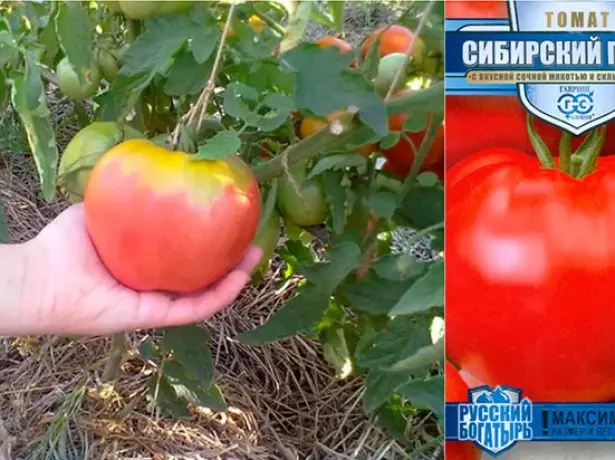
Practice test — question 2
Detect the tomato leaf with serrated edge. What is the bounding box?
[355,317,432,370]
[388,339,444,374]
[10,60,58,202]
[163,360,226,412]
[389,260,443,316]
[164,50,212,96]
[193,130,241,161]
[342,274,418,316]
[308,154,366,180]
[54,2,93,85]
[281,44,388,136]
[162,325,214,387]
[366,192,397,219]
[236,242,361,345]
[398,375,444,421]
[147,376,192,419]
[322,170,348,235]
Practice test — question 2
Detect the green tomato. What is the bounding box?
[277,162,328,227]
[58,122,142,203]
[119,0,193,19]
[375,52,409,96]
[56,57,101,101]
[97,48,120,82]
[251,208,281,279]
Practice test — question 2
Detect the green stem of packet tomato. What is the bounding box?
[558,132,572,175]
[527,114,556,170]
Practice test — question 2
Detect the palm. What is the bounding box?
[30,205,261,335]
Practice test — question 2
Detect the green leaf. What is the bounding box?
[364,370,410,412]
[162,325,214,387]
[342,275,418,316]
[190,21,219,64]
[379,131,401,150]
[396,184,443,229]
[355,317,432,370]
[300,242,361,293]
[54,2,93,85]
[417,171,439,187]
[163,361,226,412]
[329,0,345,33]
[376,399,412,440]
[0,197,8,244]
[147,376,192,419]
[371,254,426,282]
[235,287,331,345]
[366,192,397,219]
[389,260,444,316]
[322,170,348,235]
[308,5,336,29]
[398,375,444,421]
[402,112,428,133]
[193,130,241,161]
[388,339,444,374]
[0,73,6,108]
[223,83,293,131]
[139,341,160,363]
[280,0,313,53]
[10,61,58,202]
[281,44,388,136]
[237,242,361,345]
[308,154,366,180]
[322,328,352,378]
[95,73,151,121]
[164,50,212,96]
[39,14,59,67]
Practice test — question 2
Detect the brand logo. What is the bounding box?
[458,385,533,457]
[557,91,594,118]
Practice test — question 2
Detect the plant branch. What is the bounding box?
[385,0,436,100]
[102,332,126,383]
[172,2,236,148]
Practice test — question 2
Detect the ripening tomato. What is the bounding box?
[314,36,353,54]
[445,362,482,460]
[447,148,615,402]
[299,111,373,156]
[445,0,508,18]
[382,106,444,172]
[445,95,615,170]
[361,25,419,58]
[84,139,260,293]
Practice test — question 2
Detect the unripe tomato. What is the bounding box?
[119,1,192,20]
[314,36,353,54]
[374,52,408,95]
[361,25,418,58]
[84,139,261,293]
[298,111,373,157]
[58,122,142,203]
[97,48,120,82]
[56,57,101,101]
[252,208,280,277]
[277,161,328,227]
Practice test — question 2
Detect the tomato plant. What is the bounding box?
[446,129,615,402]
[0,0,445,455]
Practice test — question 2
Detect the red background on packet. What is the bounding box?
[445,0,615,170]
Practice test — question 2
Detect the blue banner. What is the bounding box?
[446,402,615,441]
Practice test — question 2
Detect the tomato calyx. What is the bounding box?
[527,113,607,178]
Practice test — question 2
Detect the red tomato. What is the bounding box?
[84,139,261,293]
[314,36,353,54]
[445,0,508,18]
[445,362,482,460]
[445,95,615,170]
[447,149,615,402]
[361,25,417,58]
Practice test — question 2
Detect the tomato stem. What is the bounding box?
[526,114,555,170]
[576,127,606,178]
[558,131,571,174]
[570,154,583,178]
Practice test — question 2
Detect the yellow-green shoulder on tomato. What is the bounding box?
[56,57,101,101]
[58,122,142,203]
[276,161,328,227]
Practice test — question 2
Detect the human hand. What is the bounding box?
[12,204,262,336]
